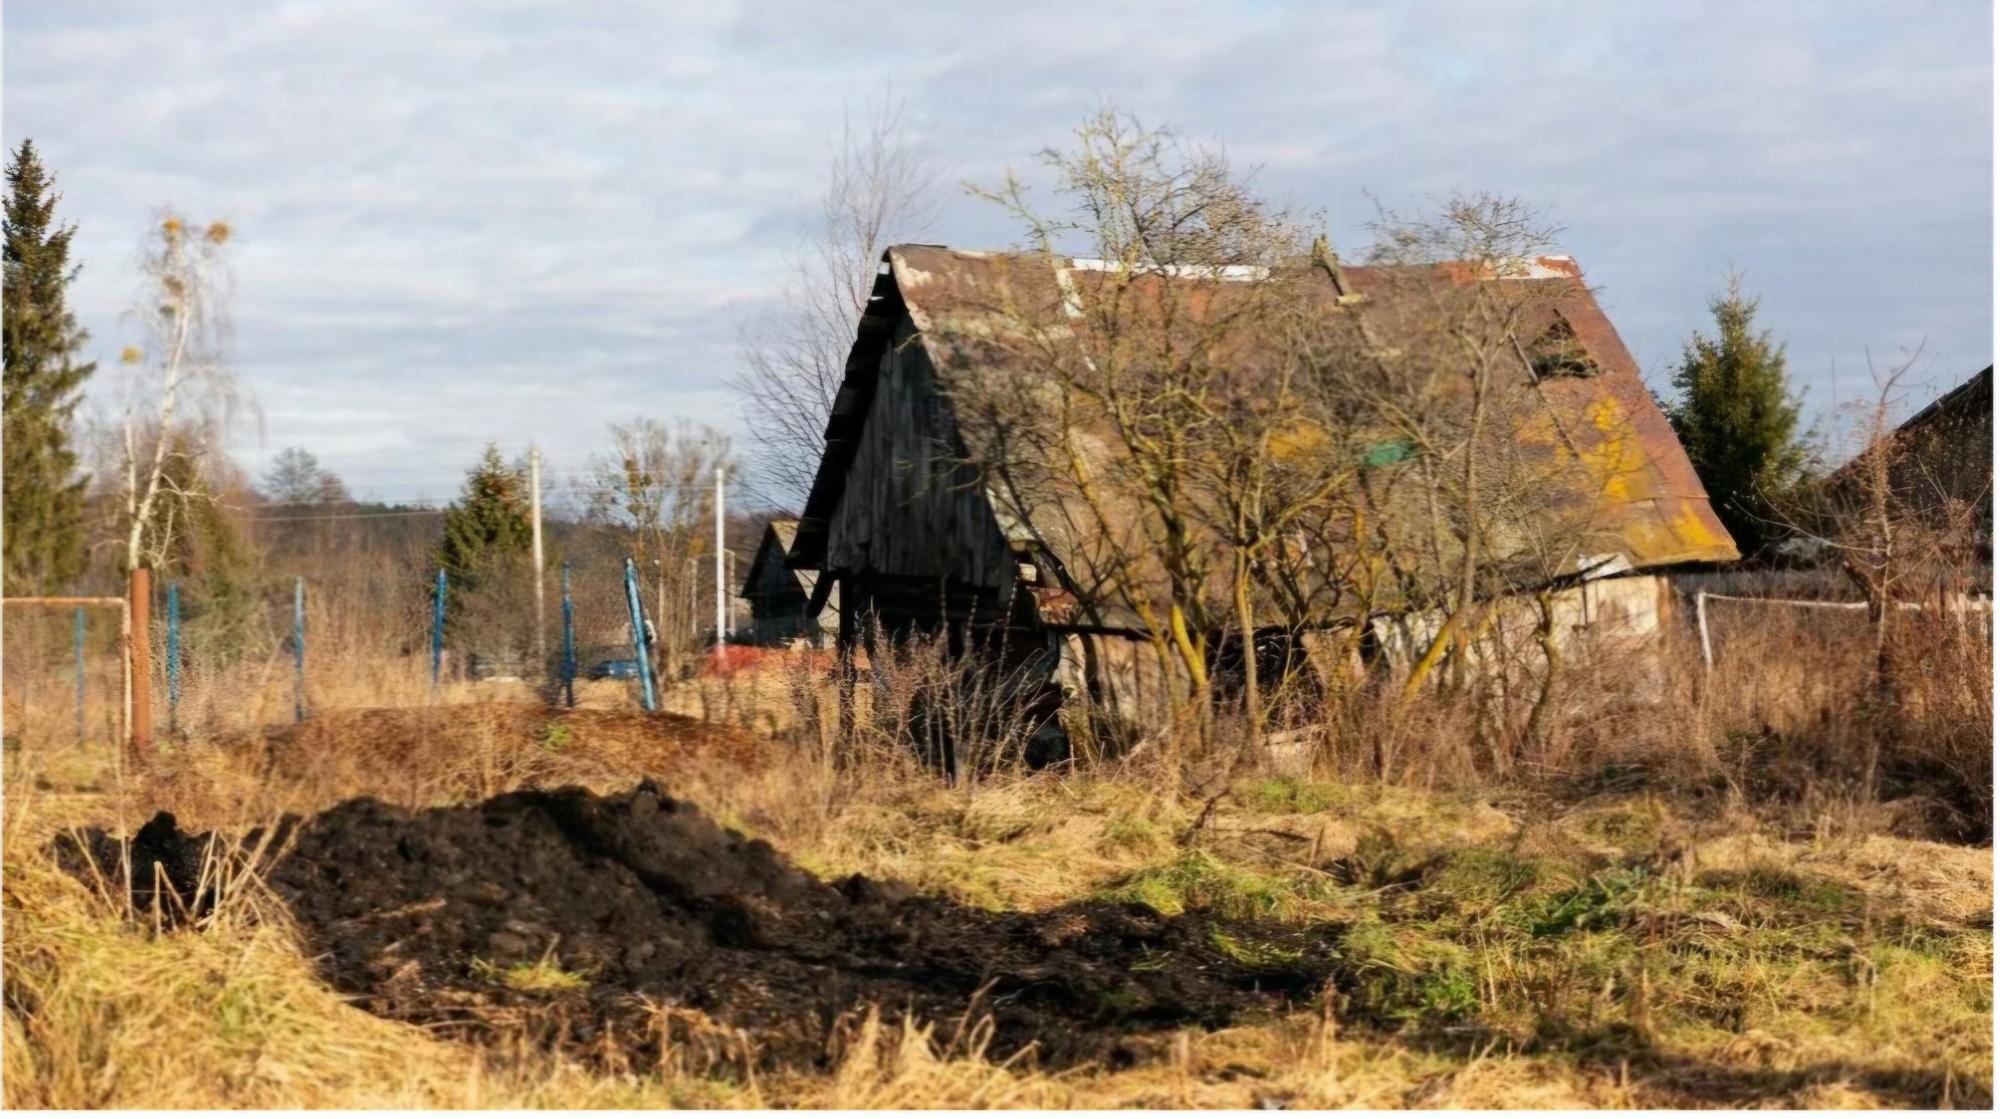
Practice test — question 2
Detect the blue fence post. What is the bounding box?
[293,576,306,723]
[165,583,181,736]
[623,558,657,712]
[561,561,577,708]
[431,567,447,693]
[73,607,86,746]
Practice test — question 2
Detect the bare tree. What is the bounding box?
[1783,350,1985,766]
[952,109,1333,740]
[576,417,737,671]
[736,93,941,504]
[1352,195,1591,701]
[947,111,1612,764]
[262,446,349,506]
[113,212,249,574]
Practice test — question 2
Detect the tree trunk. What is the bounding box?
[1525,587,1562,752]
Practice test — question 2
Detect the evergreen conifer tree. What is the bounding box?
[1667,274,1807,557]
[3,139,94,593]
[438,443,530,584]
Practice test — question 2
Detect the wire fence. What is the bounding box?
[1,551,758,762]
[1693,588,1992,671]
[2,600,132,785]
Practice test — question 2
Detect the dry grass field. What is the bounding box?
[2,605,1992,1109]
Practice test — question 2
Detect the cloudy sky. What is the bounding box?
[5,0,1990,508]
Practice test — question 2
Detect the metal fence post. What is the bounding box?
[623,558,657,712]
[166,583,181,736]
[1695,590,1714,673]
[432,567,447,693]
[293,576,306,723]
[73,607,86,746]
[561,561,577,708]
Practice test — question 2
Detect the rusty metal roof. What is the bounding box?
[792,244,1737,620]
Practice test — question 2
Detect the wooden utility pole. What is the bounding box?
[127,567,152,759]
[714,465,727,649]
[530,446,546,666]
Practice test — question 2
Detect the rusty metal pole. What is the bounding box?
[128,567,152,760]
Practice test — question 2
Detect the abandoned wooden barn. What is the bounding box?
[786,244,1739,733]
[738,519,836,646]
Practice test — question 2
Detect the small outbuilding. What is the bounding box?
[738,518,836,646]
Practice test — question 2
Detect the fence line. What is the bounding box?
[1694,589,1992,670]
[10,556,727,750]
[4,593,134,753]
[166,583,182,735]
[293,576,307,723]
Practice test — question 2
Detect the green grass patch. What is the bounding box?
[473,957,591,993]
[1338,919,1481,1027]
[1430,848,1543,911]
[1208,926,1307,968]
[1511,866,1656,936]
[1238,776,1348,816]
[536,720,575,753]
[1101,813,1171,852]
[1102,850,1326,921]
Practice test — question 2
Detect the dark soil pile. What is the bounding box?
[59,783,1346,1072]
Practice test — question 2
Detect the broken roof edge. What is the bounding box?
[884,242,1583,278]
[787,251,913,571]
[1822,363,1995,486]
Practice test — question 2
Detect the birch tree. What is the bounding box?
[116,212,245,574]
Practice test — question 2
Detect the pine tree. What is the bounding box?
[438,443,530,584]
[1667,274,1807,557]
[3,139,95,594]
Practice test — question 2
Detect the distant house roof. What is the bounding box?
[793,244,1737,621]
[1829,365,1993,479]
[1898,365,1991,440]
[1823,366,1993,554]
[741,518,810,599]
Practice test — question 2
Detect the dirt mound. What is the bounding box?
[60,783,1345,1072]
[131,705,770,829]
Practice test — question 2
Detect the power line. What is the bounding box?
[249,509,448,523]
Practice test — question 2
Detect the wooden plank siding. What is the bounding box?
[825,318,1020,595]
[742,526,825,645]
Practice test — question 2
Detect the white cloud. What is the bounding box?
[4,0,1989,502]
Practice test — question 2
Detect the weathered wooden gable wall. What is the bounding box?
[744,532,817,644]
[825,317,1018,595]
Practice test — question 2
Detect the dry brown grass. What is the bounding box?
[5,705,1990,1109]
[2,587,1990,1109]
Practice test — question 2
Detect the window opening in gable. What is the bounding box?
[1527,314,1599,379]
